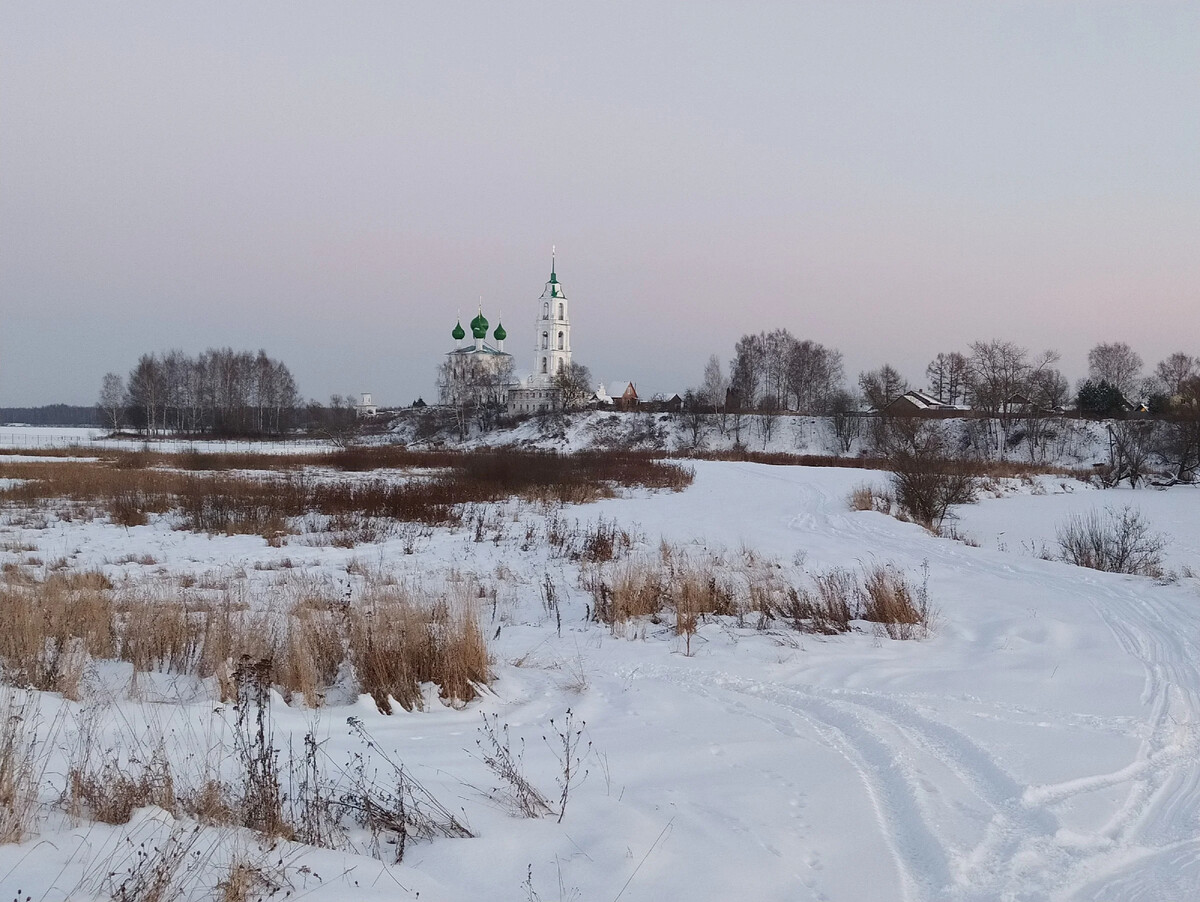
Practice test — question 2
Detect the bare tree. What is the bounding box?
[787,340,844,413]
[554,361,594,411]
[437,354,515,440]
[701,354,728,434]
[754,400,778,449]
[827,389,862,453]
[729,333,765,412]
[858,365,907,411]
[1105,420,1157,488]
[680,389,707,449]
[126,354,165,436]
[1153,352,1198,400]
[701,354,727,407]
[1153,412,1200,484]
[1028,366,1069,410]
[1088,342,1143,401]
[925,352,969,405]
[966,340,1060,455]
[98,372,126,434]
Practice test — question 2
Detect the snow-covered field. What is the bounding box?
[0,425,334,455]
[1,457,1198,900]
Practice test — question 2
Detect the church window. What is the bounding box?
[557,358,565,374]
[557,331,564,350]
[558,302,564,320]
[541,358,547,374]
[543,302,549,319]
[541,332,549,349]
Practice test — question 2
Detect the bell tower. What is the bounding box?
[534,247,571,385]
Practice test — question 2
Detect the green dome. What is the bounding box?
[493,322,506,341]
[451,321,465,341]
[470,310,489,340]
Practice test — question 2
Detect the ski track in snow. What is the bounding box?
[624,464,1200,900]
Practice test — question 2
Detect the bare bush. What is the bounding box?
[875,418,978,531]
[103,823,208,902]
[1056,506,1166,576]
[475,713,554,818]
[342,716,474,863]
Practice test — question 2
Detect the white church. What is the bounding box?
[445,252,575,416]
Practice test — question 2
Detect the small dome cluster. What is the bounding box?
[451,311,505,343]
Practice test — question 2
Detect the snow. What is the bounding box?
[2,458,1199,899]
[0,425,334,455]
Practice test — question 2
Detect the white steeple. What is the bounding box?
[533,247,571,384]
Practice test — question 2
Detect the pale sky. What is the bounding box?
[2,2,1198,406]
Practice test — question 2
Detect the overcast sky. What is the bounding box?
[2,2,1198,406]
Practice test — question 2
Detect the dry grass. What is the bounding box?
[0,569,490,709]
[68,744,177,825]
[860,562,933,639]
[585,545,933,641]
[349,587,489,713]
[587,545,759,637]
[0,450,693,539]
[0,689,44,843]
[781,568,857,635]
[848,483,893,514]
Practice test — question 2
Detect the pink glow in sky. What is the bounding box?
[2,3,1197,405]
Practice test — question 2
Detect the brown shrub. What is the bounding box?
[2,449,692,538]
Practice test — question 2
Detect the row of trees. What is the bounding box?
[709,333,1196,420]
[99,348,302,437]
[677,335,1200,461]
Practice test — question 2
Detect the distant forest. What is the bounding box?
[1,405,102,426]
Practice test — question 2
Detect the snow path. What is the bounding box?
[584,463,1200,899]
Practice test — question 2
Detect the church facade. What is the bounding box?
[440,253,575,418]
[439,306,514,409]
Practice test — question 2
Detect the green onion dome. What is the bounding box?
[493,322,507,342]
[452,321,466,341]
[470,310,489,340]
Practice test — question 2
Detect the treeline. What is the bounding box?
[0,405,102,427]
[696,332,1200,419]
[99,348,302,437]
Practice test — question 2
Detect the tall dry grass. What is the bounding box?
[584,545,933,641]
[349,587,488,713]
[0,689,46,843]
[0,570,489,709]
